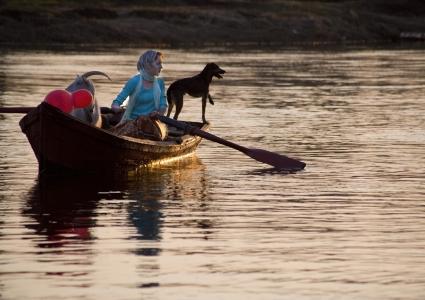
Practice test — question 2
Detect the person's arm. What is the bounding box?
[111,76,136,111]
[157,78,168,115]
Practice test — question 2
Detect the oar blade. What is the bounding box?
[246,148,306,171]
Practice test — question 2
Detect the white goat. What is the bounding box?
[66,71,111,128]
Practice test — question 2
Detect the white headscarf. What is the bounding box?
[137,50,158,78]
[120,50,161,123]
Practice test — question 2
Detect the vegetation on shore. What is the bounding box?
[0,0,424,48]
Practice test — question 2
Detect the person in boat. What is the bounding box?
[110,50,168,140]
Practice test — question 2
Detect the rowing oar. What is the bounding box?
[0,106,306,170]
[0,107,34,113]
[157,115,306,171]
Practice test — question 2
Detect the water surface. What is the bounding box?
[1,46,425,299]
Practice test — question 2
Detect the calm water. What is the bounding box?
[1,46,425,299]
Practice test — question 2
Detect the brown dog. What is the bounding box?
[166,62,225,123]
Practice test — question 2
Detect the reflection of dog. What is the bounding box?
[167,63,225,123]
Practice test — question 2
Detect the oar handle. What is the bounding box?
[190,126,248,153]
[157,115,248,153]
[1,106,114,114]
[0,107,35,113]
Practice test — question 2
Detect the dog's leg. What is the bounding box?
[208,93,214,105]
[166,102,174,117]
[166,89,174,117]
[173,96,184,120]
[202,95,207,123]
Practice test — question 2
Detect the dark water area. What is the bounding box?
[0,46,425,299]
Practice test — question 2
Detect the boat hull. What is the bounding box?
[19,103,209,174]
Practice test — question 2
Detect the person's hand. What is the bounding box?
[149,110,159,118]
[111,104,121,113]
[149,110,159,119]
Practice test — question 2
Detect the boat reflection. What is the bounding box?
[20,153,213,291]
[23,154,212,254]
[23,173,123,249]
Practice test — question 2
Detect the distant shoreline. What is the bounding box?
[1,39,424,53]
[1,1,425,50]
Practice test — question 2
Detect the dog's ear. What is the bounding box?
[202,63,212,72]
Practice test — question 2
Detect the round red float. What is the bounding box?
[44,90,73,113]
[72,89,93,108]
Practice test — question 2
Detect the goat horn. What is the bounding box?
[81,71,111,81]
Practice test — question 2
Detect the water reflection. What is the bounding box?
[23,155,210,252]
[127,169,165,257]
[23,175,104,249]
[246,167,299,176]
[17,155,211,293]
[127,155,213,245]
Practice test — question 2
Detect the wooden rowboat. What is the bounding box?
[5,102,305,172]
[19,102,209,174]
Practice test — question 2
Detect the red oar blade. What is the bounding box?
[245,148,306,170]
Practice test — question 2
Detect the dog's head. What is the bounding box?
[204,62,225,79]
